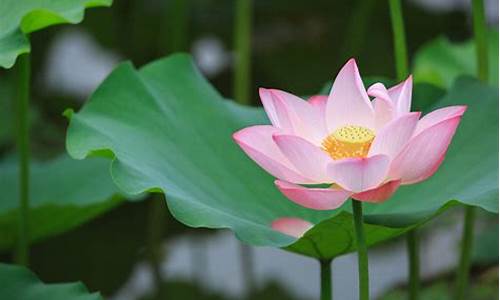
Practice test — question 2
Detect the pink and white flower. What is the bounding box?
[233,59,466,211]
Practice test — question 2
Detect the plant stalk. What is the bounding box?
[147,195,167,298]
[233,0,256,294]
[166,0,189,53]
[389,0,409,80]
[352,200,369,300]
[455,1,488,298]
[320,259,333,300]
[472,0,488,82]
[233,0,252,105]
[340,0,377,59]
[456,206,476,300]
[14,53,31,266]
[389,2,421,298]
[239,243,256,295]
[406,230,420,300]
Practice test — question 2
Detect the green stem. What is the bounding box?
[147,195,167,298]
[320,259,332,300]
[165,0,189,53]
[388,0,409,81]
[233,0,252,105]
[233,0,255,293]
[406,230,420,300]
[455,2,487,298]
[239,244,256,295]
[389,2,421,298]
[340,0,377,59]
[352,200,369,300]
[14,53,31,266]
[456,206,476,300]
[472,0,488,82]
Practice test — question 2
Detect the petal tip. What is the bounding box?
[458,105,468,114]
[411,111,422,118]
[232,129,243,142]
[346,57,357,65]
[271,217,314,238]
[258,87,271,99]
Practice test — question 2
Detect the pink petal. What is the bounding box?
[271,217,314,238]
[368,83,395,130]
[260,88,326,144]
[388,75,413,116]
[275,180,352,210]
[325,59,374,131]
[373,98,396,131]
[307,95,328,142]
[389,116,463,184]
[415,105,467,136]
[259,88,293,132]
[273,134,332,182]
[352,180,401,203]
[308,95,328,107]
[233,125,313,184]
[368,112,420,159]
[367,82,392,103]
[327,154,390,193]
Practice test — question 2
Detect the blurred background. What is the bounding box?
[0,0,498,299]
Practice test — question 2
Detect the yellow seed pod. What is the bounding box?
[322,125,375,160]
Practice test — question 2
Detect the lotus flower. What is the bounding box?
[233,59,466,211]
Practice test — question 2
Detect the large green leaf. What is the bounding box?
[0,154,124,250]
[0,263,102,300]
[413,30,499,89]
[0,0,112,68]
[65,54,498,259]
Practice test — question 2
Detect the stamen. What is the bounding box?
[322,125,375,160]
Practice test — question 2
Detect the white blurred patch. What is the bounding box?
[191,36,231,78]
[411,0,498,25]
[42,29,121,100]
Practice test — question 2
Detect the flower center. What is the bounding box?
[322,125,375,160]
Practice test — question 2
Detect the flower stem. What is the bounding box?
[14,53,31,266]
[455,2,488,298]
[389,2,421,298]
[147,195,167,298]
[472,0,488,82]
[234,0,256,293]
[165,0,189,53]
[239,243,256,295]
[388,0,409,81]
[406,230,420,300]
[456,206,476,300]
[352,200,369,300]
[233,0,252,105]
[320,259,333,300]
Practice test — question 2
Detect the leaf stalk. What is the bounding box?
[352,200,369,300]
[14,53,31,266]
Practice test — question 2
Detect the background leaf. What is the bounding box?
[66,54,498,259]
[0,154,126,250]
[413,30,499,89]
[0,263,102,300]
[0,0,112,68]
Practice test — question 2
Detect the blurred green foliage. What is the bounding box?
[380,267,498,300]
[0,0,112,68]
[0,263,102,300]
[413,30,499,88]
